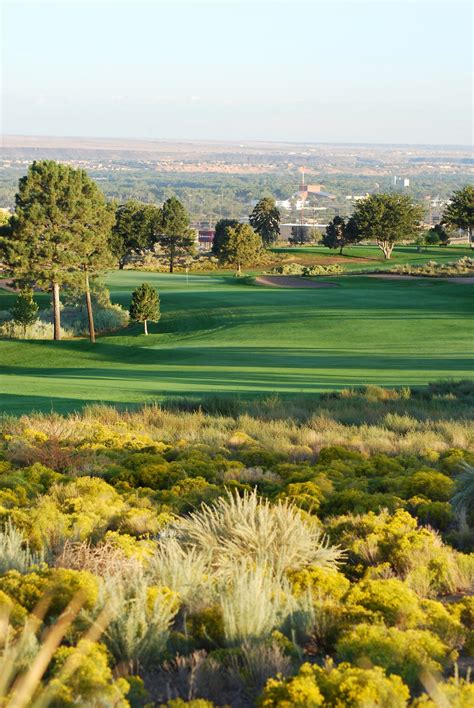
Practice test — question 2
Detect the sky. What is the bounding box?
[1,0,473,145]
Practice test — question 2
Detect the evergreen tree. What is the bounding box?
[110,201,162,268]
[442,185,474,248]
[220,223,263,274]
[212,218,239,257]
[249,197,281,247]
[289,224,314,246]
[321,216,360,255]
[129,283,160,335]
[1,161,113,340]
[156,197,195,272]
[11,290,39,338]
[75,195,115,343]
[425,223,451,247]
[350,193,424,259]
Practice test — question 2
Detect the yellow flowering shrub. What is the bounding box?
[0,567,98,617]
[259,660,409,707]
[346,578,422,628]
[49,640,130,707]
[287,566,350,602]
[336,624,455,689]
[411,679,474,707]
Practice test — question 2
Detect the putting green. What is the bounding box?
[0,270,472,414]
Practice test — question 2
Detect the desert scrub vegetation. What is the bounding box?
[267,262,344,276]
[373,256,474,277]
[0,389,473,705]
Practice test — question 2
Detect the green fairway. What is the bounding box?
[270,243,473,272]
[0,268,473,414]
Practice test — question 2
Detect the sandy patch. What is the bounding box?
[0,279,16,292]
[255,276,339,289]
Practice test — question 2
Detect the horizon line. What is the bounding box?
[1,133,472,151]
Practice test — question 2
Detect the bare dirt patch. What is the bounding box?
[0,278,16,292]
[255,276,339,289]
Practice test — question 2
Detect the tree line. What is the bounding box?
[0,161,197,342]
[1,160,472,343]
[293,188,473,257]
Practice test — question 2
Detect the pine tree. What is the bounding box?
[11,290,39,338]
[156,197,195,272]
[129,283,160,335]
[110,201,162,268]
[1,161,113,340]
[249,197,281,247]
[321,216,361,255]
[289,225,314,245]
[74,190,115,343]
[212,218,239,257]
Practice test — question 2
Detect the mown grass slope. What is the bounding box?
[270,243,473,271]
[0,266,473,414]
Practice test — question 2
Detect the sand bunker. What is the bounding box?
[255,276,339,288]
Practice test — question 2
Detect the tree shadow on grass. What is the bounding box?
[0,392,130,416]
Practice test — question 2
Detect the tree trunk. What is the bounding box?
[469,226,473,249]
[144,320,148,335]
[84,272,96,344]
[379,242,394,260]
[339,245,344,255]
[52,282,61,340]
[237,261,242,275]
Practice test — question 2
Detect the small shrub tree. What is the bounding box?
[351,193,424,259]
[129,283,160,335]
[10,290,39,338]
[220,223,263,274]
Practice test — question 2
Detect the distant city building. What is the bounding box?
[299,183,335,200]
[275,199,292,210]
[197,228,215,250]
[392,176,410,188]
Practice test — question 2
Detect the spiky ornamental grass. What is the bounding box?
[94,575,179,672]
[167,489,343,579]
[218,562,300,644]
[149,538,210,608]
[451,464,474,517]
[0,521,42,574]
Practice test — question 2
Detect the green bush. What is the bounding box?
[404,469,454,502]
[345,578,422,628]
[48,640,130,706]
[336,624,454,689]
[259,660,409,707]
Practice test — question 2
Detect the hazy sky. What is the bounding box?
[2,0,472,144]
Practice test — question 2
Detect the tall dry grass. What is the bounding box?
[2,390,472,463]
